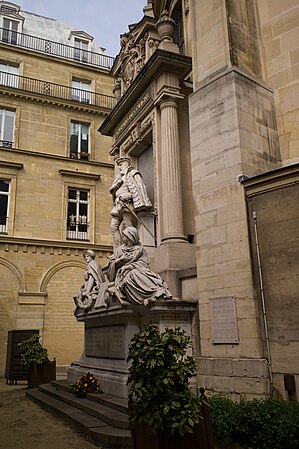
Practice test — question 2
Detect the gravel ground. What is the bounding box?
[0,379,100,449]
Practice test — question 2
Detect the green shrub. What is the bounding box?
[127,323,202,436]
[209,395,299,449]
[18,334,49,368]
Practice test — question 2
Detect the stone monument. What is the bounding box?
[67,159,197,398]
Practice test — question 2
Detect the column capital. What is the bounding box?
[155,90,185,109]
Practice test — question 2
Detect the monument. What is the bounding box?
[68,158,197,398]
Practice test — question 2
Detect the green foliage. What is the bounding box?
[73,372,101,398]
[127,323,201,436]
[209,394,299,449]
[18,334,49,368]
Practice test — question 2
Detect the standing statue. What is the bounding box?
[73,249,105,311]
[110,156,152,249]
[107,226,172,306]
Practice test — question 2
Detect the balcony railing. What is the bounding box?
[0,216,8,233]
[67,220,89,240]
[0,27,115,69]
[0,71,116,110]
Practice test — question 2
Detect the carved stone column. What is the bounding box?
[159,96,186,243]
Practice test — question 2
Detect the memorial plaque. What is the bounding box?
[210,296,239,344]
[85,325,126,359]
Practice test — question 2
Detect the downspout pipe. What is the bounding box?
[252,211,274,396]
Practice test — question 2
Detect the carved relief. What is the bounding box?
[119,33,146,93]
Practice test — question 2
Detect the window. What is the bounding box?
[71,79,90,103]
[70,121,89,159]
[67,188,89,240]
[0,179,10,233]
[2,18,18,44]
[0,109,15,147]
[0,62,18,88]
[74,38,88,63]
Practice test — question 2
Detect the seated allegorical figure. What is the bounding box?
[107,226,172,306]
[74,249,105,311]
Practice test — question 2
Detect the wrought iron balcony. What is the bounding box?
[0,71,116,110]
[0,27,115,70]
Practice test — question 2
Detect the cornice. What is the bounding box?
[0,235,113,253]
[0,147,114,168]
[243,163,299,197]
[99,49,192,136]
[59,169,101,180]
[0,160,23,169]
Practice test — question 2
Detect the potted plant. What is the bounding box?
[127,323,214,449]
[19,334,56,387]
[72,372,101,398]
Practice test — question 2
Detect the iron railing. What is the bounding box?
[0,216,8,233]
[0,27,115,69]
[67,220,89,241]
[0,139,13,148]
[0,71,116,109]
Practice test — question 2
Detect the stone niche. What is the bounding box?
[67,300,197,398]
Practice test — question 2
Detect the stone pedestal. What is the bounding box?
[67,300,197,398]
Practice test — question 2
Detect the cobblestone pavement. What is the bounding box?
[0,379,100,449]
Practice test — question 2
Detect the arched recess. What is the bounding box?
[0,258,22,375]
[40,260,85,293]
[0,257,25,291]
[40,260,86,367]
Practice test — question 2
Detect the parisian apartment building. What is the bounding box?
[0,1,115,376]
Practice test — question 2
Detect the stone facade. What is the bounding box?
[99,0,299,400]
[0,2,114,376]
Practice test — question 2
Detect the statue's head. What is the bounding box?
[116,155,131,173]
[122,226,140,246]
[83,249,95,260]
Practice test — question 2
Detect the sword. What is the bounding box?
[125,202,157,243]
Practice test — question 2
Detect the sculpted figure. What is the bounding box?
[110,156,152,249]
[74,249,105,311]
[107,226,172,306]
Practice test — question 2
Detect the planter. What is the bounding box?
[132,420,213,449]
[28,359,56,388]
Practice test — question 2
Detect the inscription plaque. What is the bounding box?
[210,296,239,344]
[85,325,126,359]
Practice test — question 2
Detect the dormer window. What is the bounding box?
[2,18,18,44]
[69,31,93,64]
[74,38,89,63]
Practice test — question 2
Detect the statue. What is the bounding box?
[110,156,152,250]
[107,227,172,306]
[73,249,105,311]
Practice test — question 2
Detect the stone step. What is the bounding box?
[52,379,129,415]
[26,388,132,449]
[39,383,129,430]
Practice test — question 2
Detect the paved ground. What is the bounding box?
[0,378,99,449]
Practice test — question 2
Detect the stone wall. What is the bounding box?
[258,0,299,164]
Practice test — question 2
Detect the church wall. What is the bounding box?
[257,0,299,165]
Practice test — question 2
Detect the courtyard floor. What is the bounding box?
[0,378,99,449]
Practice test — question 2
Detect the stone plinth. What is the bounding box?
[67,300,197,398]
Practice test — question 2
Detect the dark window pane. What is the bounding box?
[68,189,76,200]
[80,191,88,201]
[0,195,8,223]
[0,180,9,192]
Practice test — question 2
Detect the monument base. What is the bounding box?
[67,300,198,398]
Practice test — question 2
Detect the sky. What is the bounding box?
[16,0,147,56]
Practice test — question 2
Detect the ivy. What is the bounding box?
[127,323,202,436]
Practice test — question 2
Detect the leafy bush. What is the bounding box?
[73,372,101,398]
[19,334,49,368]
[209,395,299,449]
[127,323,201,436]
